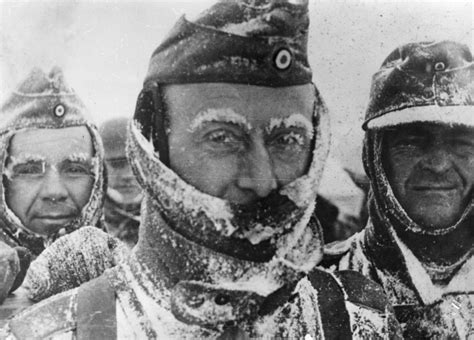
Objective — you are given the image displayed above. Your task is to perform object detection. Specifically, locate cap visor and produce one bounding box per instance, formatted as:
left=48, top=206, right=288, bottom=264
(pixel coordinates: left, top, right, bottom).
left=366, top=105, right=474, bottom=129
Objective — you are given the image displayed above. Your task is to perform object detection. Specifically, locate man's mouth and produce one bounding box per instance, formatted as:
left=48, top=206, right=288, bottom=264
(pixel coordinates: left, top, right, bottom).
left=35, top=214, right=75, bottom=224
left=115, top=185, right=140, bottom=193
left=410, top=183, right=458, bottom=192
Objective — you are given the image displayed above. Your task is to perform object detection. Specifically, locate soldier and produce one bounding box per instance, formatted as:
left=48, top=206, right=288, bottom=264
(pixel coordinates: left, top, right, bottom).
left=0, top=68, right=127, bottom=306
left=327, top=40, right=474, bottom=338
left=4, top=1, right=401, bottom=338
left=100, top=118, right=141, bottom=247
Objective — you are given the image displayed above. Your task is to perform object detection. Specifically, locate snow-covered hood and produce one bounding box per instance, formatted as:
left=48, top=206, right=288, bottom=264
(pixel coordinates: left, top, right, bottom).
left=0, top=68, right=105, bottom=255
left=362, top=40, right=474, bottom=237
left=127, top=83, right=329, bottom=291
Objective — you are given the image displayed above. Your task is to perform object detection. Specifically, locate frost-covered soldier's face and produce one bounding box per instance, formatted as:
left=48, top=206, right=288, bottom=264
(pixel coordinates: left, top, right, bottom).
left=4, top=126, right=95, bottom=236
left=165, top=83, right=315, bottom=203
left=383, top=123, right=474, bottom=231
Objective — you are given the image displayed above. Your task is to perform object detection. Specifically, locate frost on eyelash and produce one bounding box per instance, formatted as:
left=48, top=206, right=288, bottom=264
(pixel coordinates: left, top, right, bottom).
left=281, top=131, right=305, bottom=146
left=188, top=108, right=252, bottom=133
left=4, top=153, right=97, bottom=179
left=267, top=114, right=314, bottom=140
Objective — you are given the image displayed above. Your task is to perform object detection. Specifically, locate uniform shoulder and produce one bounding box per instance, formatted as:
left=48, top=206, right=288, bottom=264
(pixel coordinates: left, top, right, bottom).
left=5, top=287, right=78, bottom=339
left=307, top=266, right=391, bottom=313
left=333, top=270, right=391, bottom=313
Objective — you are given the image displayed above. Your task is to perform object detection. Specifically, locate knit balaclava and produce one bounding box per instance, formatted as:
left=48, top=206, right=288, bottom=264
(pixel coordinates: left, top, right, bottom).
left=0, top=67, right=106, bottom=255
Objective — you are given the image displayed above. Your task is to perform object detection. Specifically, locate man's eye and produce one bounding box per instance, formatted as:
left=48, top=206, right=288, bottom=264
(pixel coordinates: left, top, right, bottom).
left=270, top=132, right=305, bottom=148
left=452, top=138, right=474, bottom=147
left=62, top=163, right=92, bottom=176
left=12, top=163, right=44, bottom=176
left=451, top=138, right=474, bottom=155
left=206, top=130, right=239, bottom=145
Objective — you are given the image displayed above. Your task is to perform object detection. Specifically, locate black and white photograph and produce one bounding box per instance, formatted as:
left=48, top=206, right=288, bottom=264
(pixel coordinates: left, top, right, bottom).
left=0, top=0, right=472, bottom=338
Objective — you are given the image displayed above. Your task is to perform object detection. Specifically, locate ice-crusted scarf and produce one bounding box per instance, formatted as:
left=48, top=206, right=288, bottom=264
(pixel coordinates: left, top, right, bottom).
left=0, top=68, right=106, bottom=256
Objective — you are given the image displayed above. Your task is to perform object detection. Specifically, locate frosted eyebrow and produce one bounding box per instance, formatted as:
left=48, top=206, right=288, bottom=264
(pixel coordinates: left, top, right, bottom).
left=65, top=152, right=92, bottom=163
left=4, top=154, right=47, bottom=179
left=266, top=113, right=314, bottom=140
left=188, top=108, right=252, bottom=132
left=7, top=154, right=46, bottom=165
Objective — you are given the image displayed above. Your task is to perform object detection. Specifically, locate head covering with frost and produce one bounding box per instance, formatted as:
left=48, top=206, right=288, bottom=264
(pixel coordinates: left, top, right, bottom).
left=123, top=0, right=342, bottom=329
left=127, top=2, right=337, bottom=335
left=362, top=41, right=474, bottom=238
left=364, top=40, right=474, bottom=129
left=99, top=118, right=141, bottom=246
left=129, top=0, right=328, bottom=270
left=0, top=67, right=106, bottom=255
left=333, top=41, right=474, bottom=338
left=144, top=0, right=312, bottom=87
left=127, top=0, right=331, bottom=331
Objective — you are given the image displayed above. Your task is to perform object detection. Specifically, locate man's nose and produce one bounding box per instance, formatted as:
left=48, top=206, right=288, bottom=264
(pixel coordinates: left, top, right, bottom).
left=39, top=169, right=68, bottom=202
left=119, top=173, right=136, bottom=184
left=237, top=141, right=277, bottom=198
left=420, top=145, right=452, bottom=173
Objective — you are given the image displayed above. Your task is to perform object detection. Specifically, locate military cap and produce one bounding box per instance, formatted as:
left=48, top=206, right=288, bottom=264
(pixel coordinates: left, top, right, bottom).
left=0, top=67, right=95, bottom=132
left=144, top=0, right=311, bottom=87
left=364, top=40, right=474, bottom=130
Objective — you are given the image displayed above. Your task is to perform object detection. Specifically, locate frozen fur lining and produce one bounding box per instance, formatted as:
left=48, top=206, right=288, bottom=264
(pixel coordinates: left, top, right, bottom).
left=367, top=106, right=474, bottom=129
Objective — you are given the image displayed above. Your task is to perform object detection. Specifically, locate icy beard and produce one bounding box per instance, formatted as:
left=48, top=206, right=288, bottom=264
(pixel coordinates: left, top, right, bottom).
left=127, top=102, right=329, bottom=265
left=365, top=131, right=474, bottom=237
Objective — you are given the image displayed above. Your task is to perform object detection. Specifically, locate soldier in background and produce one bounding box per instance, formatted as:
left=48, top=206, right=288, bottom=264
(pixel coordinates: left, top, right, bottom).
left=328, top=40, right=474, bottom=338
left=100, top=118, right=141, bottom=247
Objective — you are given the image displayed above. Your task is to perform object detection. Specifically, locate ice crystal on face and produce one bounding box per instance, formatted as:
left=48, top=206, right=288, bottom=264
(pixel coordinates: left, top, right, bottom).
left=188, top=108, right=252, bottom=133
left=280, top=107, right=330, bottom=208
left=267, top=113, right=314, bottom=140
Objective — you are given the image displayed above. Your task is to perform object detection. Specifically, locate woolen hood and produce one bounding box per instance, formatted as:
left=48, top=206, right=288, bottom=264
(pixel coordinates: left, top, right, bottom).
left=0, top=67, right=106, bottom=255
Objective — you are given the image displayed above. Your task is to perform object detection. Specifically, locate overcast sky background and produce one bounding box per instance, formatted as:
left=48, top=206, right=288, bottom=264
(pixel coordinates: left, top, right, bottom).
left=0, top=0, right=472, bottom=173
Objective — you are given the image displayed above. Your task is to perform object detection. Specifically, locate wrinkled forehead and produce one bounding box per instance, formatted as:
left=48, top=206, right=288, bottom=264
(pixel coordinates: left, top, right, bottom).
left=8, top=126, right=94, bottom=162
left=163, top=83, right=315, bottom=129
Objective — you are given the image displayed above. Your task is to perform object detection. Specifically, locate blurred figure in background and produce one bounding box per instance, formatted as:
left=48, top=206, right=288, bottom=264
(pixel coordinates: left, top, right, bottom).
left=100, top=118, right=142, bottom=248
